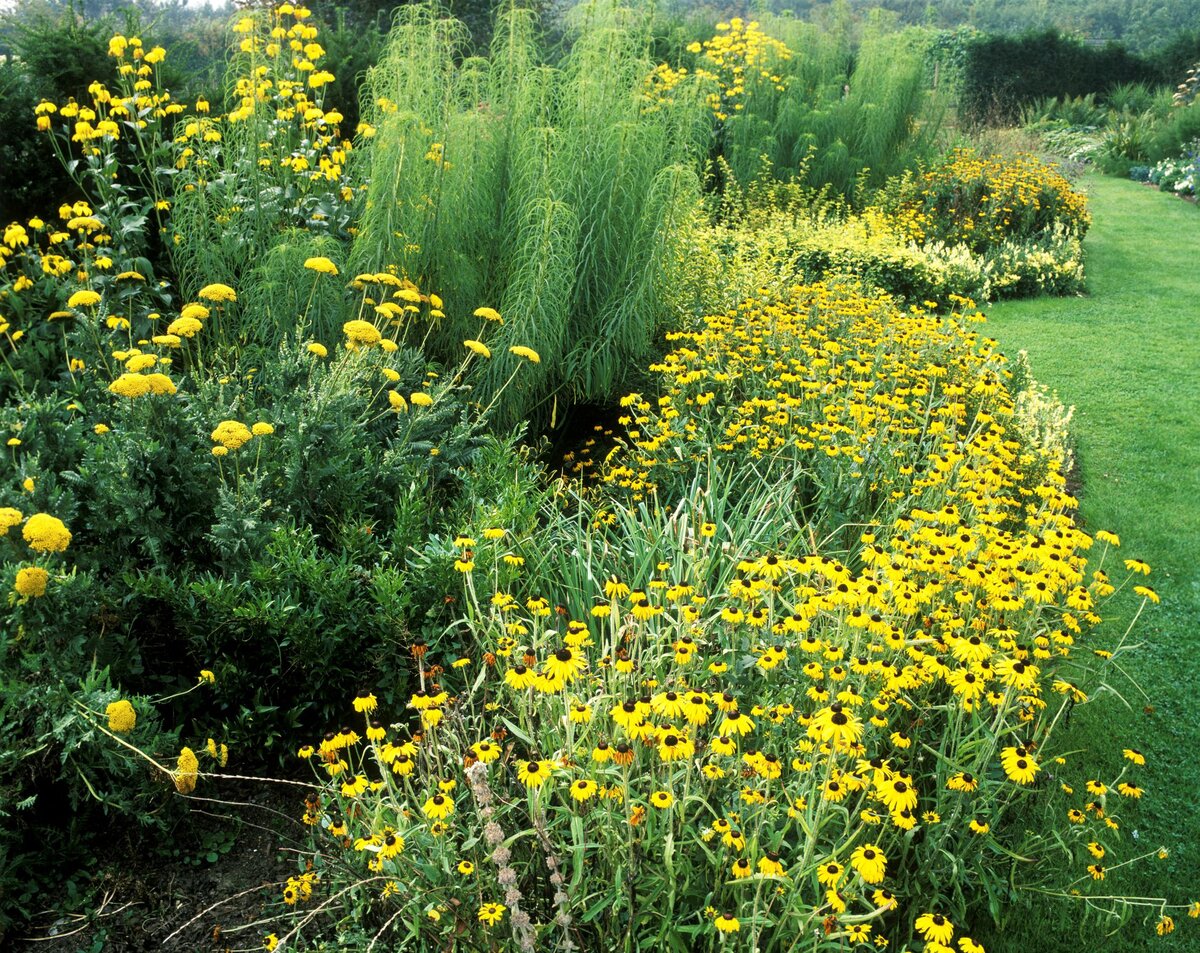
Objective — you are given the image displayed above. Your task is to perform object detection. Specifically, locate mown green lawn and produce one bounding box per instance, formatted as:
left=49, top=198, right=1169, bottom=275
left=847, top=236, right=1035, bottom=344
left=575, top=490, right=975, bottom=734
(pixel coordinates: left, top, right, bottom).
left=978, top=176, right=1199, bottom=951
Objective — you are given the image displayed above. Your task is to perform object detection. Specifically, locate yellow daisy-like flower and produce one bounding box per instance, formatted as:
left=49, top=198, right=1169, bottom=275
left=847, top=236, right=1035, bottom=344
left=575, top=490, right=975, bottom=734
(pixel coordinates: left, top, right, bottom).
left=352, top=691, right=377, bottom=713
left=914, top=912, right=954, bottom=946
left=713, top=912, right=740, bottom=933
left=422, top=793, right=455, bottom=820
left=649, top=790, right=674, bottom=809
left=569, top=779, right=599, bottom=803
left=850, top=843, right=887, bottom=884
left=478, top=902, right=506, bottom=926
left=516, top=759, right=554, bottom=788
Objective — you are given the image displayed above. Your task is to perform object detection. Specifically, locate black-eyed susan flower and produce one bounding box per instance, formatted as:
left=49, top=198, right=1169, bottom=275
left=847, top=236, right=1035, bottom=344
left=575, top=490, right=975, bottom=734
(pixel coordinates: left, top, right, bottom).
left=817, top=860, right=844, bottom=887
left=713, top=912, right=739, bottom=933
left=457, top=859, right=474, bottom=876
left=517, top=759, right=554, bottom=788
left=649, top=790, right=674, bottom=809
left=757, top=852, right=785, bottom=877
left=657, top=732, right=695, bottom=762
left=1000, top=746, right=1039, bottom=785
left=422, top=793, right=454, bottom=820
left=570, top=779, right=599, bottom=803
left=850, top=843, right=887, bottom=884
left=876, top=775, right=918, bottom=813
left=545, top=647, right=586, bottom=684
left=914, top=913, right=954, bottom=945
left=380, top=831, right=405, bottom=858
left=478, top=902, right=506, bottom=926
left=340, top=774, right=369, bottom=798
left=352, top=691, right=377, bottom=713
left=947, top=772, right=979, bottom=792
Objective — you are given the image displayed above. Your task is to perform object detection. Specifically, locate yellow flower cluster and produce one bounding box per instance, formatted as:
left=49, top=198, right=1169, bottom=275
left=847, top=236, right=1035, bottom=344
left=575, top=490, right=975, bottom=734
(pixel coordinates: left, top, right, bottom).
left=21, top=512, right=72, bottom=553
left=646, top=18, right=790, bottom=119
left=14, top=565, right=49, bottom=597
left=174, top=746, right=199, bottom=794
left=274, top=280, right=1167, bottom=949
left=106, top=699, right=137, bottom=732
left=896, top=148, right=1091, bottom=250
left=211, top=420, right=254, bottom=452
left=109, top=372, right=177, bottom=399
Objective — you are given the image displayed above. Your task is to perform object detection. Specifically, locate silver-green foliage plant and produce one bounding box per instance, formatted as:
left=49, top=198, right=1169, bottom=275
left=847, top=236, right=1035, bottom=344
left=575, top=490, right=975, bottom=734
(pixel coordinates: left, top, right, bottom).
left=352, top=1, right=709, bottom=427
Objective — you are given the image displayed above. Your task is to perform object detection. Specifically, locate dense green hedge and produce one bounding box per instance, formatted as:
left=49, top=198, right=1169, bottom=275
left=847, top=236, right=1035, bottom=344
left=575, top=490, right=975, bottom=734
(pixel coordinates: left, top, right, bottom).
left=959, top=29, right=1156, bottom=125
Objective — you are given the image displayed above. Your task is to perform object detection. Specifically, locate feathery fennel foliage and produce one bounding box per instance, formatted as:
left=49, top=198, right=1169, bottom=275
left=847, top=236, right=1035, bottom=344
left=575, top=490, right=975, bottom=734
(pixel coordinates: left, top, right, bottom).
left=352, top=1, right=709, bottom=427
left=720, top=16, right=942, bottom=201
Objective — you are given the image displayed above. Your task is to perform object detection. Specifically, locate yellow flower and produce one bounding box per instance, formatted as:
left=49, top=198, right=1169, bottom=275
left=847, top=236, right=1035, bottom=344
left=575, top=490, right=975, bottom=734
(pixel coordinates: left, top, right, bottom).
left=211, top=420, right=253, bottom=451
left=251, top=422, right=274, bottom=436
left=914, top=913, right=954, bottom=946
left=343, top=319, right=381, bottom=346
left=303, top=256, right=339, bottom=275
left=307, top=342, right=328, bottom=357
left=464, top=339, right=491, bottom=359
left=388, top=391, right=408, bottom=413
left=509, top=345, right=541, bottom=363
left=174, top=746, right=200, bottom=793
left=109, top=373, right=151, bottom=399
left=1133, top=585, right=1159, bottom=604
left=166, top=316, right=202, bottom=338
left=14, top=566, right=49, bottom=597
left=713, top=912, right=740, bottom=933
left=67, top=289, right=102, bottom=308
left=352, top=691, right=377, bottom=713
left=22, top=513, right=72, bottom=553
left=410, top=392, right=433, bottom=407
left=198, top=283, right=237, bottom=302
left=106, top=699, right=136, bottom=732
left=0, top=507, right=23, bottom=534
left=478, top=902, right=506, bottom=926
left=473, top=307, right=502, bottom=323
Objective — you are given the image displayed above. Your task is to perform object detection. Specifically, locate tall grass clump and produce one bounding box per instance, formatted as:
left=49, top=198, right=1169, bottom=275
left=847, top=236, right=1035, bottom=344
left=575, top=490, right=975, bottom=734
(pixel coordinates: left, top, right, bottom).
left=669, top=16, right=942, bottom=201
left=352, top=0, right=709, bottom=427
